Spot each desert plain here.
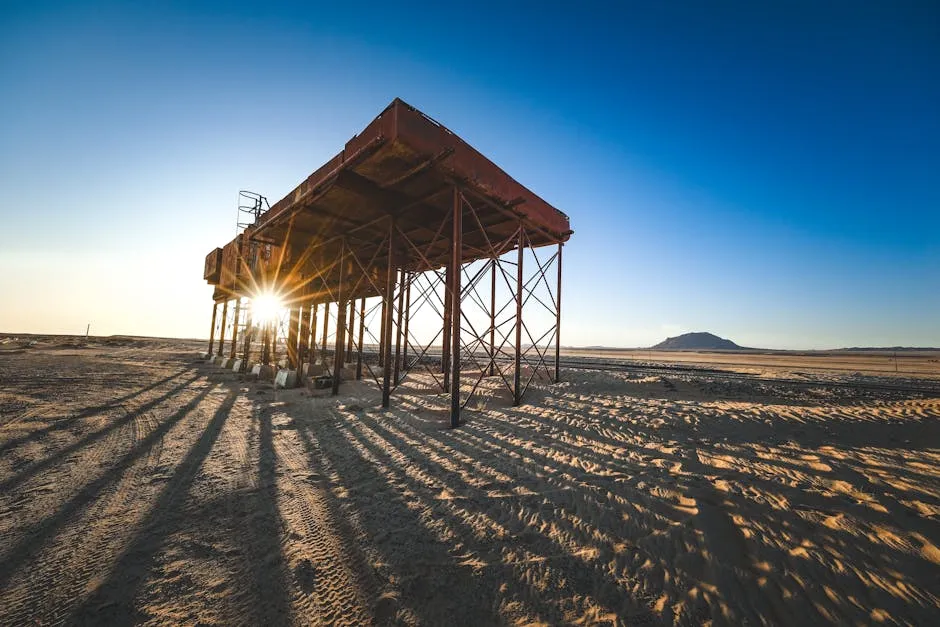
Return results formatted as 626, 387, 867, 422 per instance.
1, 335, 938, 625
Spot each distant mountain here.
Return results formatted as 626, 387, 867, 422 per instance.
652, 332, 745, 351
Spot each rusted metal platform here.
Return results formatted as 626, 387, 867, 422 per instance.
204, 98, 572, 426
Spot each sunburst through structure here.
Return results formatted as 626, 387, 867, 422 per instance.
203, 98, 572, 427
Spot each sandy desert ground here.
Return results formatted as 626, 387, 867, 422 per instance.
1, 335, 938, 625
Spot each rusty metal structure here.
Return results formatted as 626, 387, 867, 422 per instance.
204, 98, 572, 426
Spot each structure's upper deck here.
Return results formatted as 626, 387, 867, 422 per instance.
248, 98, 571, 268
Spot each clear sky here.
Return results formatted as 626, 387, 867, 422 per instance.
2, 1, 937, 349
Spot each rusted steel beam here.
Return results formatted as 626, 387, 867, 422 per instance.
382, 219, 396, 408
514, 223, 524, 406
208, 302, 218, 355
451, 187, 463, 428
384, 148, 454, 188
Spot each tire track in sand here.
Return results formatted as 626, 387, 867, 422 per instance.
267, 407, 375, 626
0, 381, 217, 624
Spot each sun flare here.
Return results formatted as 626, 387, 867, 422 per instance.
251, 292, 285, 323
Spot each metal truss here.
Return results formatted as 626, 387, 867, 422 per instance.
205, 185, 564, 428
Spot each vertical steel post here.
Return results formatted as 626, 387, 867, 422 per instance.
450, 188, 463, 427
356, 297, 365, 380
270, 319, 278, 365
262, 320, 271, 365
346, 300, 355, 356
229, 299, 241, 359
514, 224, 524, 406
489, 258, 497, 376
241, 309, 253, 370
208, 302, 218, 355
555, 243, 563, 383
298, 302, 310, 366
382, 219, 396, 408
309, 303, 319, 369
288, 306, 300, 371
393, 270, 405, 385
442, 262, 452, 390
401, 273, 411, 379
218, 300, 228, 358
378, 299, 387, 368
332, 242, 347, 395
321, 302, 330, 366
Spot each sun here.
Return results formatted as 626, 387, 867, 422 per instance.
252, 291, 285, 324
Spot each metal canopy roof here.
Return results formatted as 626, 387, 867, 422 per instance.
247, 98, 570, 269
206, 98, 571, 303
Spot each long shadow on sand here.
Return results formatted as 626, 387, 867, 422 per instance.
295, 409, 510, 625
68, 388, 247, 624
0, 367, 192, 456
321, 381, 939, 625
0, 382, 218, 595
0, 371, 204, 493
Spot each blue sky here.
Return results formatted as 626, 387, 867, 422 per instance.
1, 1, 937, 348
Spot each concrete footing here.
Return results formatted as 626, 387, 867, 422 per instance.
251, 364, 276, 381
274, 369, 298, 389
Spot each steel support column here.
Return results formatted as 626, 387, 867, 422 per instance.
442, 262, 452, 390
346, 300, 355, 356
489, 258, 497, 376
401, 273, 411, 380
356, 297, 365, 380
321, 302, 330, 366
378, 299, 387, 368
208, 302, 218, 355
393, 270, 405, 385
382, 219, 396, 408
309, 303, 319, 369
288, 306, 300, 371
229, 299, 241, 359
332, 242, 347, 395
298, 302, 310, 366
261, 321, 271, 366
514, 223, 524, 406
555, 242, 563, 383
241, 309, 253, 369
218, 300, 228, 358
262, 319, 271, 365
450, 188, 463, 427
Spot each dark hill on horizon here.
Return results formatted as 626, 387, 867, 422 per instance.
652, 332, 746, 351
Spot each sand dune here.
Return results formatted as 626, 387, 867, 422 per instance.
0, 337, 937, 625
